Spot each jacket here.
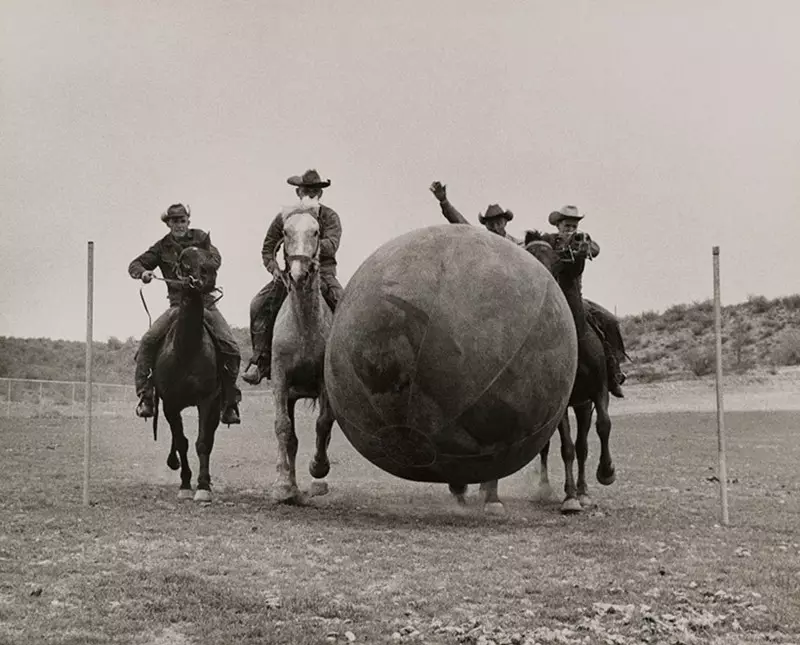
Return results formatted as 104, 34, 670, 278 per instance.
128, 229, 221, 307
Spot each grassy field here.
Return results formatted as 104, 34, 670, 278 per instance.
1, 395, 799, 645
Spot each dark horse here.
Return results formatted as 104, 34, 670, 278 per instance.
152, 235, 223, 503
463, 233, 617, 514
528, 232, 617, 514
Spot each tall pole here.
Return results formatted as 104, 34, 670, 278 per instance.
712, 246, 729, 526
83, 241, 94, 507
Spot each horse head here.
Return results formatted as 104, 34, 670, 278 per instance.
176, 234, 218, 294
524, 230, 560, 274
281, 201, 321, 290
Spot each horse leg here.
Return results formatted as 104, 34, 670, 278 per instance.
309, 389, 335, 497
559, 412, 582, 514
574, 401, 594, 507
594, 391, 616, 486
531, 439, 554, 502
194, 397, 221, 503
480, 480, 505, 515
164, 405, 192, 499
273, 385, 301, 503
448, 483, 469, 506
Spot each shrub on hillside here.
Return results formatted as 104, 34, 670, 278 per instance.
770, 330, 800, 366
682, 346, 715, 377
779, 294, 800, 310
747, 294, 773, 314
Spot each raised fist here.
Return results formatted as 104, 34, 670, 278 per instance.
429, 181, 447, 203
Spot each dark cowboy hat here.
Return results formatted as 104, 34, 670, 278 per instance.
478, 203, 514, 225
548, 204, 584, 227
287, 169, 331, 188
160, 203, 191, 222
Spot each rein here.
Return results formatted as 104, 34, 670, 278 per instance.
138, 276, 224, 328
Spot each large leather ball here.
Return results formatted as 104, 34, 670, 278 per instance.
325, 225, 577, 484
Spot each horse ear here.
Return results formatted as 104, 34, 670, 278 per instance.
200, 231, 211, 249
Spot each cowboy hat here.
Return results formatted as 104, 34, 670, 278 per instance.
161, 203, 191, 222
478, 203, 514, 225
548, 205, 584, 227
287, 169, 331, 188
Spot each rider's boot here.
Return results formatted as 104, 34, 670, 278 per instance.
607, 354, 625, 399
220, 360, 242, 425
135, 387, 156, 418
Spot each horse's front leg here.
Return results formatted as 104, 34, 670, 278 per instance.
574, 400, 594, 506
593, 392, 616, 486
479, 480, 505, 515
531, 439, 555, 502
559, 412, 582, 514
273, 385, 301, 503
164, 405, 192, 499
194, 396, 221, 503
308, 387, 335, 497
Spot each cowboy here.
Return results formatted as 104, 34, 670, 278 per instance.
535, 205, 627, 398
242, 169, 343, 385
128, 203, 242, 424
430, 181, 522, 244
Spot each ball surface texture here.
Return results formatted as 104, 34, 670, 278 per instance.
325, 225, 577, 484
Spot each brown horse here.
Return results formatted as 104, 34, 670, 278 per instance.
152, 236, 222, 502
459, 233, 617, 513
270, 201, 336, 504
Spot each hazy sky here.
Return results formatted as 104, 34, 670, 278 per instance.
2, 1, 799, 342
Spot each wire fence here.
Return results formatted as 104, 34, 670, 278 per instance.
0, 377, 274, 418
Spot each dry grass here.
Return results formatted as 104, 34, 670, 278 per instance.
1, 396, 799, 644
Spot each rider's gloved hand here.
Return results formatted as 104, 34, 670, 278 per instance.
429, 181, 447, 203
140, 270, 154, 284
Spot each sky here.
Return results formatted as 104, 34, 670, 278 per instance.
2, 1, 799, 342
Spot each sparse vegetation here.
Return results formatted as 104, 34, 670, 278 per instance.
2, 295, 800, 386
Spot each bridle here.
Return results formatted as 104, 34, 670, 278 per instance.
138, 273, 223, 328
281, 211, 321, 292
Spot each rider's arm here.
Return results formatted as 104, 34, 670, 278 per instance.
205, 234, 222, 270
319, 206, 342, 262
261, 214, 285, 269
439, 199, 470, 225
128, 241, 162, 279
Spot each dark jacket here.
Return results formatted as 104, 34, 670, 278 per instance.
261, 204, 342, 268
128, 229, 221, 307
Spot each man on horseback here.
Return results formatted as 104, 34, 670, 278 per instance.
429, 181, 522, 244
242, 169, 343, 385
128, 203, 242, 424
532, 205, 627, 398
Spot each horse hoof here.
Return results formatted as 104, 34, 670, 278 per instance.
597, 467, 616, 486
309, 460, 330, 480
272, 485, 304, 505
177, 488, 194, 500
194, 489, 212, 503
578, 494, 594, 508
560, 497, 583, 514
309, 480, 329, 497
166, 454, 180, 471
484, 502, 506, 515
531, 483, 555, 503
452, 494, 468, 507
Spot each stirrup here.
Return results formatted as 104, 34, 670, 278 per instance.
242, 363, 264, 385
221, 404, 241, 425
